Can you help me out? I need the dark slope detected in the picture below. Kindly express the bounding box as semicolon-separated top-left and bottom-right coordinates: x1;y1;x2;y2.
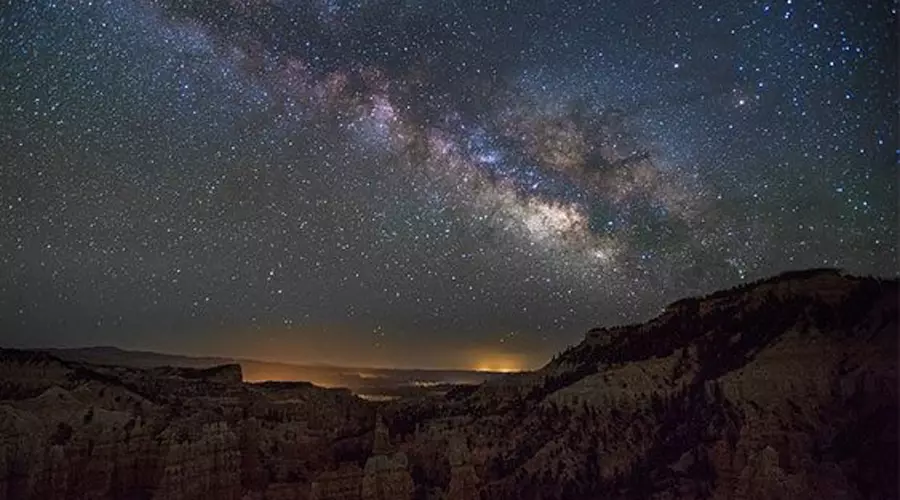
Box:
382;269;898;499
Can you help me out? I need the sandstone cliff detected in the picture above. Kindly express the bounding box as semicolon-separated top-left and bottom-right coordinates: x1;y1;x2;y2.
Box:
0;352;375;500
383;269;898;499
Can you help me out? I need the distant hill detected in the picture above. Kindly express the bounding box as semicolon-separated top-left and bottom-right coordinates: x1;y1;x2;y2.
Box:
1;268;896;499
41;345;235;369
39;345;504;398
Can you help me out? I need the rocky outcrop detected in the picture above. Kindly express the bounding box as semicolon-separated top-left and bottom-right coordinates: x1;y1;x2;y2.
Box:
445;436;479;500
360;454;412;500
360;417;412;500
0;354;374;500
310;463;364;500
384;269;898;499
308;416;414;500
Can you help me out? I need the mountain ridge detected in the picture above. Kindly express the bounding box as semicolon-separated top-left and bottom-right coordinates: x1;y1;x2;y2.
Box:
379;268;897;499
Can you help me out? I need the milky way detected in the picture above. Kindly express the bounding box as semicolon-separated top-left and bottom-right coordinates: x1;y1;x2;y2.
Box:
1;0;896;368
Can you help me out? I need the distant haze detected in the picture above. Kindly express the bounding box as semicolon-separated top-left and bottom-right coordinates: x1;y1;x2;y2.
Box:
42;346;513;398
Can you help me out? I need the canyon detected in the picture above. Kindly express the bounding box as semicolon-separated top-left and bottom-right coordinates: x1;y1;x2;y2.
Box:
0;268;896;499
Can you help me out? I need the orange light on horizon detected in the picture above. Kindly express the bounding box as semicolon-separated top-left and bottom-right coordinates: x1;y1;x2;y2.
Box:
472;353;526;373
475;366;521;373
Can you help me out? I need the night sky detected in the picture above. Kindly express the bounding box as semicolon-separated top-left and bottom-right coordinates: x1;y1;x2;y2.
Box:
1;0;896;369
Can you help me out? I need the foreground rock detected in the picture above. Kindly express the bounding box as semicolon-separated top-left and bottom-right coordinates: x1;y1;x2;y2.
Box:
0;268;896;499
0;356;374;500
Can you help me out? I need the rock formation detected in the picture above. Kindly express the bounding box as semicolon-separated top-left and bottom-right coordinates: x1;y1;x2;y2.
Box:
385;268;898;499
445;436;479;500
309;463;364;500
309;415;414;500
0;269;896;499
0;352;373;500
360;416;413;500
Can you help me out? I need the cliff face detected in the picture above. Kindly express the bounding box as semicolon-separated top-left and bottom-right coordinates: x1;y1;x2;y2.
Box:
0;353;375;500
383;269;898;499
1;269;896;500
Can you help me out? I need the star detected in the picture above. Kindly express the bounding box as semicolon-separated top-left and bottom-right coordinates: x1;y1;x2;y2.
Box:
0;0;894;368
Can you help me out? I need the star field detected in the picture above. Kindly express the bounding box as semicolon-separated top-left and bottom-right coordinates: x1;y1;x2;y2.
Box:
0;0;896;368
